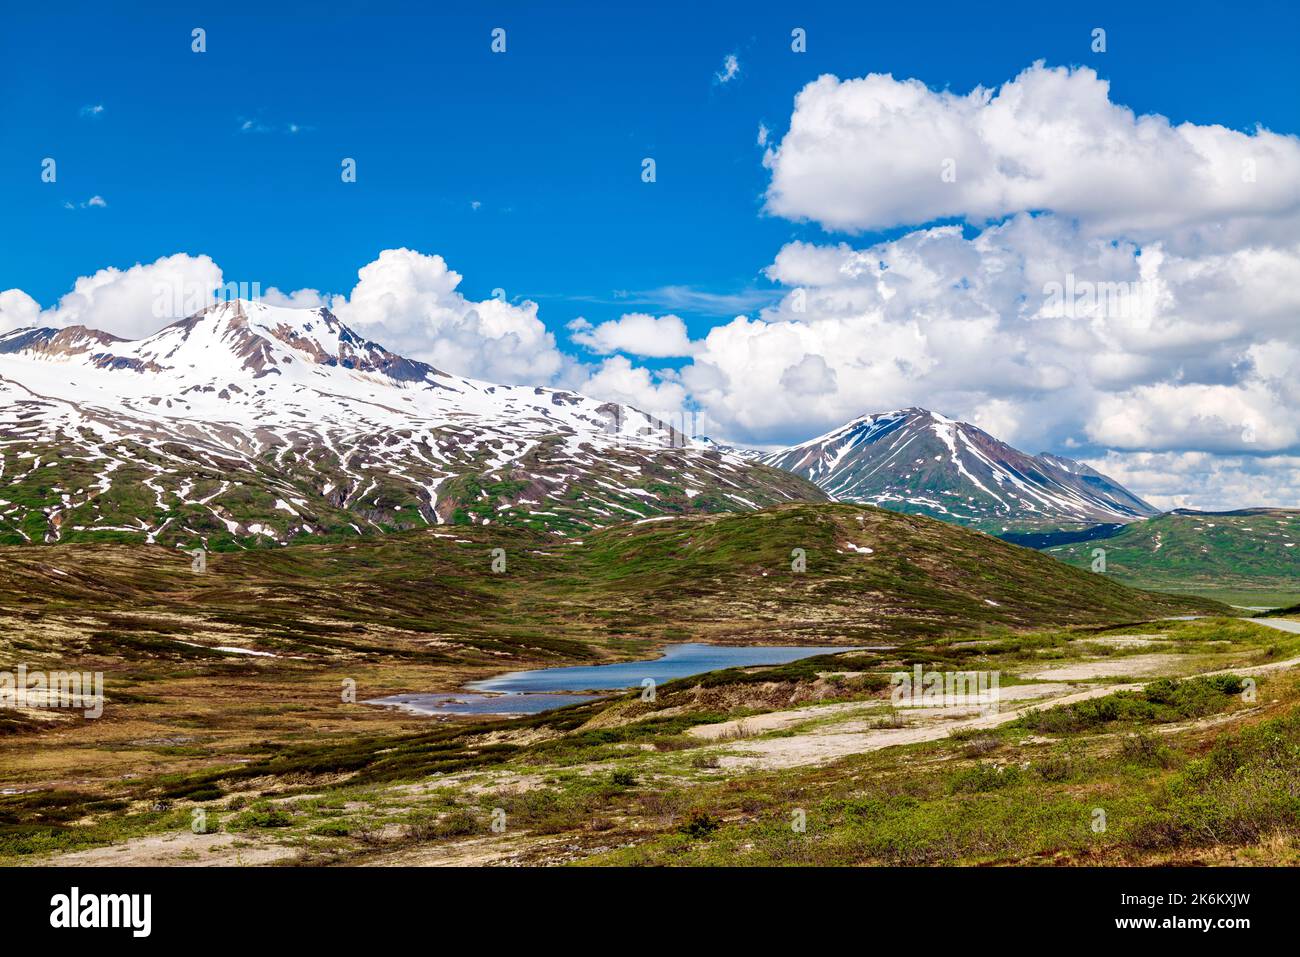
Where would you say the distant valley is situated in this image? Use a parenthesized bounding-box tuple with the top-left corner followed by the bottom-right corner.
(1046, 508, 1300, 605)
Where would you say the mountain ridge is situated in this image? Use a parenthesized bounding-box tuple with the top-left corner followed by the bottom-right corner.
(760, 407, 1157, 532)
(0, 300, 824, 547)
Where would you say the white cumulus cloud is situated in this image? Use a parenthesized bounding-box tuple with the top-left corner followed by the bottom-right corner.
(567, 313, 695, 357)
(1, 253, 223, 338)
(763, 62, 1300, 240)
(321, 248, 565, 385)
(569, 355, 689, 418)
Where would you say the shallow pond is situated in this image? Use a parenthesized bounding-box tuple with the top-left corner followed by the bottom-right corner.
(366, 642, 858, 717)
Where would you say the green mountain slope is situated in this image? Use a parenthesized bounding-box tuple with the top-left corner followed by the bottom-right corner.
(1047, 508, 1300, 604)
(0, 504, 1225, 666)
(0, 429, 822, 549)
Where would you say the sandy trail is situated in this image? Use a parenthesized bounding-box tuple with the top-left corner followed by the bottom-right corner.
(359, 833, 570, 867)
(710, 682, 1135, 770)
(689, 682, 1073, 742)
(29, 830, 297, 867)
(1255, 618, 1300, 634)
(1075, 635, 1166, 648)
(711, 634, 1300, 771)
(1022, 653, 1196, 681)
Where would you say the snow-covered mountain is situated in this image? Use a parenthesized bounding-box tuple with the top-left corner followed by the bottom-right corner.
(0, 300, 822, 546)
(761, 408, 1156, 531)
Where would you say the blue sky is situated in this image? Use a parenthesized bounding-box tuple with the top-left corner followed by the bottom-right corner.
(3, 0, 1295, 331)
(2, 0, 1299, 508)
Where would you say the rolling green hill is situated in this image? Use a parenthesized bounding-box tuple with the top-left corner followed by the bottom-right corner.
(0, 503, 1225, 669)
(1046, 508, 1300, 605)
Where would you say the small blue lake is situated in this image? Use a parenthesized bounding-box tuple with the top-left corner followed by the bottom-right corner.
(366, 642, 858, 717)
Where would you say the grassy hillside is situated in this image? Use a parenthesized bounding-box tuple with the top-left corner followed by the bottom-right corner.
(1, 503, 1224, 664)
(1047, 508, 1300, 605)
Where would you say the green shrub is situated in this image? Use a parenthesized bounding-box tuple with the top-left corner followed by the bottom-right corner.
(1120, 732, 1176, 768)
(950, 763, 1022, 793)
(309, 820, 352, 837)
(1016, 675, 1245, 734)
(679, 810, 721, 838)
(961, 735, 1002, 758)
(1205, 674, 1246, 695)
(404, 807, 479, 840)
(230, 804, 293, 829)
(1130, 710, 1300, 850)
(1034, 753, 1073, 782)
